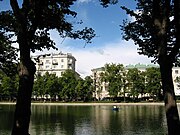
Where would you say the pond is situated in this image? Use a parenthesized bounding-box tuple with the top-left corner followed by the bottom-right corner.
(0, 104, 170, 135)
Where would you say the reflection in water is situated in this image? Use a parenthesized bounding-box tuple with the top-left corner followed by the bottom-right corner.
(0, 104, 15, 135)
(0, 104, 169, 135)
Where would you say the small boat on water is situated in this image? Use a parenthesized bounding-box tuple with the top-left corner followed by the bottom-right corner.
(112, 106, 119, 111)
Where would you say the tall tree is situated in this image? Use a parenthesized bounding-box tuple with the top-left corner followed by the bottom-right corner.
(0, 71, 18, 100)
(0, 0, 95, 134)
(0, 32, 18, 76)
(126, 68, 145, 101)
(145, 67, 162, 101)
(102, 63, 125, 99)
(121, 0, 180, 134)
(61, 69, 78, 101)
(75, 76, 93, 101)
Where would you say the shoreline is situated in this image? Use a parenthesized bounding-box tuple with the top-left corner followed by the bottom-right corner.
(0, 102, 166, 106)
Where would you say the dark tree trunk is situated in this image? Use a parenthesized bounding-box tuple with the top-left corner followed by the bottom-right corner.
(12, 60, 35, 135)
(11, 29, 36, 135)
(10, 1, 36, 134)
(153, 0, 180, 134)
(160, 62, 180, 135)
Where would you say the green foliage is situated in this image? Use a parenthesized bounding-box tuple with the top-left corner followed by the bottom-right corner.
(33, 70, 94, 102)
(126, 68, 145, 99)
(61, 69, 78, 101)
(33, 72, 63, 100)
(99, 0, 118, 7)
(0, 71, 18, 100)
(0, 0, 95, 53)
(120, 0, 178, 64)
(102, 63, 125, 98)
(145, 67, 162, 100)
(76, 76, 93, 101)
(0, 32, 18, 76)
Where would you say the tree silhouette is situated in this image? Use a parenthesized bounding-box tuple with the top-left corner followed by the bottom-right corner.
(121, 0, 180, 134)
(0, 0, 95, 134)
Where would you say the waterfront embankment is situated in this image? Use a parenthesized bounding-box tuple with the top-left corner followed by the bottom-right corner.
(0, 102, 166, 106)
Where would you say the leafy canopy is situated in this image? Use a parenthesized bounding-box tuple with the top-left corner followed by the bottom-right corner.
(0, 0, 95, 52)
(120, 0, 178, 64)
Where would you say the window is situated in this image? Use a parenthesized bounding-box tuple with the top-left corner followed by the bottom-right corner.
(61, 59, 64, 62)
(68, 65, 72, 69)
(46, 65, 50, 69)
(39, 60, 43, 65)
(53, 65, 57, 69)
(61, 65, 64, 68)
(175, 70, 179, 74)
(68, 59, 72, 63)
(45, 60, 50, 64)
(52, 59, 58, 65)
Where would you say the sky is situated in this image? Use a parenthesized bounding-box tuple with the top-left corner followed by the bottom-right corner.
(0, 0, 153, 78)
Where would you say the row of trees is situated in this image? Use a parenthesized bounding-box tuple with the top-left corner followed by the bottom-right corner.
(0, 69, 94, 102)
(33, 70, 93, 102)
(1, 64, 164, 102)
(95, 64, 162, 101)
(0, 71, 18, 101)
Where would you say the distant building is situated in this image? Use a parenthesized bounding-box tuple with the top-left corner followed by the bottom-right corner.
(172, 67, 180, 96)
(125, 63, 158, 71)
(91, 64, 180, 100)
(126, 64, 180, 96)
(91, 67, 109, 100)
(31, 52, 77, 77)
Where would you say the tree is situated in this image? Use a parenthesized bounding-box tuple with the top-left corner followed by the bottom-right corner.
(126, 68, 145, 101)
(46, 73, 61, 101)
(102, 63, 125, 99)
(0, 71, 18, 100)
(61, 69, 78, 101)
(76, 76, 93, 101)
(145, 67, 162, 101)
(99, 0, 118, 7)
(0, 32, 18, 76)
(33, 72, 61, 101)
(83, 76, 93, 101)
(121, 0, 180, 134)
(0, 0, 95, 134)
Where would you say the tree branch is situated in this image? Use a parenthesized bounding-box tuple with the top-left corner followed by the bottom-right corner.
(10, 0, 20, 19)
(169, 0, 180, 63)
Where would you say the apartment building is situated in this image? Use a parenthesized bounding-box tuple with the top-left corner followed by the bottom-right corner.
(91, 67, 109, 100)
(126, 64, 180, 96)
(91, 64, 180, 100)
(31, 52, 76, 77)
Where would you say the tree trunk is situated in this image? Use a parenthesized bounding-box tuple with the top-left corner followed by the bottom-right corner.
(12, 59, 35, 135)
(11, 35, 36, 134)
(153, 0, 180, 134)
(160, 63, 180, 135)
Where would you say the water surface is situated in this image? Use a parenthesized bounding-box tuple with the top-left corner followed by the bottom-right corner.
(0, 104, 169, 135)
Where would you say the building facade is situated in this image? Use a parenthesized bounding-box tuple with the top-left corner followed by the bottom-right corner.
(91, 64, 180, 100)
(91, 67, 109, 100)
(32, 52, 76, 77)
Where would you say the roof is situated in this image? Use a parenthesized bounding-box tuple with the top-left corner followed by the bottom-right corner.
(125, 63, 159, 69)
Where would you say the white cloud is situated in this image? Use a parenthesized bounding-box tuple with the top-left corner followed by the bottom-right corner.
(20, 1, 153, 79)
(77, 0, 93, 4)
(32, 32, 153, 78)
(69, 40, 153, 78)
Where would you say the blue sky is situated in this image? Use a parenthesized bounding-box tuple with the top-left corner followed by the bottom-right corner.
(1, 0, 153, 78)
